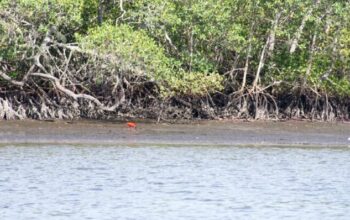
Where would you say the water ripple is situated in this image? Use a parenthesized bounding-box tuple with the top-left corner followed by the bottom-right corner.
(0, 145, 350, 219)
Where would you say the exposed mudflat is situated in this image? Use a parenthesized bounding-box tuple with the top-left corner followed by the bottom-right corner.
(0, 120, 350, 147)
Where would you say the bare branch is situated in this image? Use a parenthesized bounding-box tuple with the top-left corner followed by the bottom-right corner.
(31, 72, 120, 111)
(164, 31, 178, 51)
(0, 70, 24, 87)
(116, 0, 126, 24)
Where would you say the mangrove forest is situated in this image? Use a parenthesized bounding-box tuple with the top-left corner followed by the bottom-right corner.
(1, 0, 350, 121)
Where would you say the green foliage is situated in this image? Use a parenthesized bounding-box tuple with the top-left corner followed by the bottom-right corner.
(3, 0, 84, 31)
(340, 29, 350, 59)
(1, 0, 350, 98)
(0, 14, 26, 67)
(78, 24, 173, 80)
(167, 71, 224, 96)
(78, 24, 223, 96)
(126, 0, 239, 73)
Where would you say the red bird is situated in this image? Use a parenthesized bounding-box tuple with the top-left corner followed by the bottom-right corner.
(127, 122, 137, 128)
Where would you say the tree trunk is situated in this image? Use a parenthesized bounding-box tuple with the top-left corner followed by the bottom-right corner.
(241, 42, 251, 92)
(303, 32, 317, 87)
(290, 0, 320, 54)
(252, 37, 269, 89)
(268, 12, 281, 53)
(240, 22, 254, 92)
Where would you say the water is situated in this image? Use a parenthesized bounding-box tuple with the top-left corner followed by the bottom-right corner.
(1, 145, 350, 220)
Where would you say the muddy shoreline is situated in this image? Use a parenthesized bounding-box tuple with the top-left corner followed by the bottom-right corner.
(0, 120, 349, 148)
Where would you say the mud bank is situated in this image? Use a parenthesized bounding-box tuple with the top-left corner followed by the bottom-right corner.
(0, 120, 350, 148)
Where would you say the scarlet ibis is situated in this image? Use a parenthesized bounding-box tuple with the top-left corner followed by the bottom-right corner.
(127, 122, 137, 128)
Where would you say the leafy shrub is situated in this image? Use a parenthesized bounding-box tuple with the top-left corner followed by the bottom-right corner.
(78, 24, 223, 96)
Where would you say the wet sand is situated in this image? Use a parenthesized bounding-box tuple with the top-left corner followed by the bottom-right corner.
(0, 120, 350, 148)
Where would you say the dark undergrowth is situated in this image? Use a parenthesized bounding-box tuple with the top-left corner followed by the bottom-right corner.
(1, 88, 349, 122)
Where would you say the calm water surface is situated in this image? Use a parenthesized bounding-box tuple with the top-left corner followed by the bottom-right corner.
(0, 145, 350, 220)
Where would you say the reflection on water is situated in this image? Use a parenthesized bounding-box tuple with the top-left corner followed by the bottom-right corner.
(1, 145, 350, 219)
